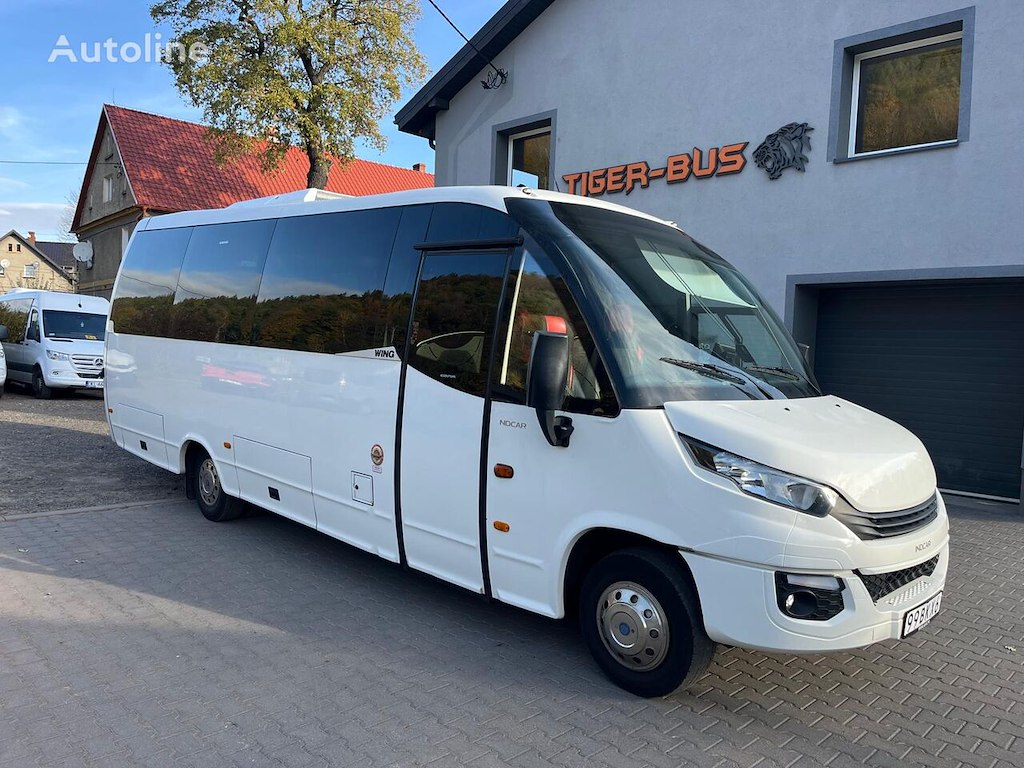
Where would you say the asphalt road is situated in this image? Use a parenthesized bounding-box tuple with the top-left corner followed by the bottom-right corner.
(0, 386, 183, 515)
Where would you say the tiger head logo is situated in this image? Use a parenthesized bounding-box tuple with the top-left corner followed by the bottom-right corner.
(754, 122, 813, 180)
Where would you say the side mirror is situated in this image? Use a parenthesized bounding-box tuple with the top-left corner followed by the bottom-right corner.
(0, 325, 7, 341)
(526, 331, 574, 447)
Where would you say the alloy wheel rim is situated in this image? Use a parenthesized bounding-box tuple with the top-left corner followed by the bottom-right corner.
(596, 581, 670, 671)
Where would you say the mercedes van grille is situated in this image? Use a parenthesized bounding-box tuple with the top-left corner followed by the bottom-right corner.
(832, 494, 938, 540)
(857, 554, 939, 602)
(71, 354, 104, 376)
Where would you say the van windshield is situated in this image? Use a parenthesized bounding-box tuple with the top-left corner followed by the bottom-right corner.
(508, 199, 819, 406)
(43, 310, 106, 341)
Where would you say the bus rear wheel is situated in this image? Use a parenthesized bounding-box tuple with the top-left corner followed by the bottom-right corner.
(580, 548, 715, 697)
(190, 450, 243, 522)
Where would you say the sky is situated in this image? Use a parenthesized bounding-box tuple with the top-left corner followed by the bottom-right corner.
(0, 0, 506, 241)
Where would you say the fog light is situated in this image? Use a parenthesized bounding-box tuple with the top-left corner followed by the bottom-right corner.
(783, 590, 819, 619)
(775, 572, 845, 621)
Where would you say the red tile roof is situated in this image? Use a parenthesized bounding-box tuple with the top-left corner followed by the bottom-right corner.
(73, 105, 433, 229)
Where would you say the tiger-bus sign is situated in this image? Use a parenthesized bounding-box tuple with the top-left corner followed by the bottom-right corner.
(561, 122, 813, 197)
(562, 142, 747, 197)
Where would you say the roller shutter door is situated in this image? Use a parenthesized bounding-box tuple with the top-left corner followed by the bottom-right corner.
(813, 280, 1024, 500)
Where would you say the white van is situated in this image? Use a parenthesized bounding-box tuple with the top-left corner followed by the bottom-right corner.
(105, 187, 948, 696)
(0, 289, 110, 398)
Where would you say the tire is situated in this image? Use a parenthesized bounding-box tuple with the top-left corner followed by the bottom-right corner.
(190, 450, 243, 522)
(580, 548, 715, 697)
(32, 367, 52, 400)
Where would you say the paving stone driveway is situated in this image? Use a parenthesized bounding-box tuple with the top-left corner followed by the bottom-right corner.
(1, 497, 1022, 768)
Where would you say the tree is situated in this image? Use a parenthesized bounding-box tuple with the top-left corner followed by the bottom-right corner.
(151, 0, 427, 189)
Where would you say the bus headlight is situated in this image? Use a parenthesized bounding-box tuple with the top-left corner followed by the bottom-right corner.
(682, 438, 838, 517)
(46, 350, 71, 362)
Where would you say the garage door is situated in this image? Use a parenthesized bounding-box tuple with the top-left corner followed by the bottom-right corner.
(813, 280, 1024, 501)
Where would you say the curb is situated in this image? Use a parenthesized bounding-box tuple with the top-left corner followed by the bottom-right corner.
(0, 498, 189, 522)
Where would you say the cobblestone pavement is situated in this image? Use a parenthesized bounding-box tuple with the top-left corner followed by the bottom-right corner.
(1, 495, 1022, 768)
(0, 388, 182, 515)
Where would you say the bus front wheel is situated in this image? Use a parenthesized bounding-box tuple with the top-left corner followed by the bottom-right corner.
(190, 450, 243, 522)
(580, 548, 715, 697)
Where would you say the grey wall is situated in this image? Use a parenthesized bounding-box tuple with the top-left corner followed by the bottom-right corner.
(431, 0, 1024, 320)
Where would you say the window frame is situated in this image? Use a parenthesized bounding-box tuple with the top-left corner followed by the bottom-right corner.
(506, 126, 552, 189)
(23, 262, 38, 279)
(102, 175, 114, 203)
(848, 31, 963, 160)
(827, 7, 975, 165)
(491, 111, 557, 191)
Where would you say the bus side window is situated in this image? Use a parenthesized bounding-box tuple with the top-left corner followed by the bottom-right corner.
(110, 227, 193, 337)
(253, 208, 401, 354)
(492, 250, 619, 417)
(170, 220, 276, 344)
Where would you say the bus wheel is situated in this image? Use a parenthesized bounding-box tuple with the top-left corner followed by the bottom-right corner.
(32, 367, 52, 400)
(580, 548, 715, 697)
(191, 451, 243, 522)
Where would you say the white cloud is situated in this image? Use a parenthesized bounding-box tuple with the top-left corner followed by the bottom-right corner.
(0, 176, 29, 190)
(0, 202, 71, 239)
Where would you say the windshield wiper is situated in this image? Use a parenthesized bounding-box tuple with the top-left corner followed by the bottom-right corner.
(744, 365, 800, 381)
(744, 364, 822, 394)
(659, 357, 748, 385)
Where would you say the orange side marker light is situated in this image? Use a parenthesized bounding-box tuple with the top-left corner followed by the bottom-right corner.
(494, 463, 514, 479)
(493, 521, 510, 533)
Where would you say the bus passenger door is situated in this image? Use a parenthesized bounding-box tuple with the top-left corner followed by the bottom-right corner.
(398, 249, 510, 592)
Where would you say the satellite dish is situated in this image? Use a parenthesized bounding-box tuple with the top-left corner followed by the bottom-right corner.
(0, 258, 9, 269)
(72, 242, 93, 262)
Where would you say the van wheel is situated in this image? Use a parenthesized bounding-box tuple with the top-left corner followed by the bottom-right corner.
(190, 450, 243, 522)
(32, 367, 52, 400)
(580, 548, 715, 697)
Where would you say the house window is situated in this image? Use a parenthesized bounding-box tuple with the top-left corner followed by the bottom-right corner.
(508, 128, 551, 189)
(16, 244, 21, 253)
(0, 264, 5, 276)
(851, 33, 962, 156)
(102, 175, 114, 203)
(828, 8, 974, 163)
(493, 112, 557, 191)
(6, 244, 11, 252)
(23, 263, 38, 279)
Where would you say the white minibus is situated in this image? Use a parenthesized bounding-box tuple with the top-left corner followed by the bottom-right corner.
(105, 187, 948, 696)
(0, 289, 109, 398)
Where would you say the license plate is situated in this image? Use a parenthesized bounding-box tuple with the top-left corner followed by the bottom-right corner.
(901, 592, 942, 638)
(85, 380, 104, 389)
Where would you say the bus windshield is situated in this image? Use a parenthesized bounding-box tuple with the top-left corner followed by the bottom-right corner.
(509, 200, 819, 406)
(43, 310, 106, 341)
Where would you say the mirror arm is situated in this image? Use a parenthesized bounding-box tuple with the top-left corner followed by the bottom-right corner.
(537, 408, 574, 448)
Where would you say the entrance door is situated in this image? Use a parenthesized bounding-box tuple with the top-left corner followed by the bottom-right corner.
(399, 249, 510, 592)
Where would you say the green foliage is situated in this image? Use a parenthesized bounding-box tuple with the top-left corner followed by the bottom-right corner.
(151, 0, 428, 187)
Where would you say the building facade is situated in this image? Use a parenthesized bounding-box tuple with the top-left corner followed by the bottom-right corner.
(0, 230, 73, 294)
(397, 0, 1024, 501)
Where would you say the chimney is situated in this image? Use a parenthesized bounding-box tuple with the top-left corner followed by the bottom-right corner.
(412, 163, 427, 173)
(28, 231, 36, 244)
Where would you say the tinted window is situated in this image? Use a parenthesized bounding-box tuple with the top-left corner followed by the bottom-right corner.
(0, 298, 32, 343)
(170, 220, 275, 343)
(408, 251, 508, 397)
(110, 227, 192, 337)
(425, 203, 519, 243)
(253, 209, 400, 353)
(493, 250, 619, 416)
(381, 205, 432, 355)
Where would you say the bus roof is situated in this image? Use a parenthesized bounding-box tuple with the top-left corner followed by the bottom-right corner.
(140, 185, 675, 233)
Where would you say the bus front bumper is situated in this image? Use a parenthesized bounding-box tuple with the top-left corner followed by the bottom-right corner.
(681, 542, 949, 653)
